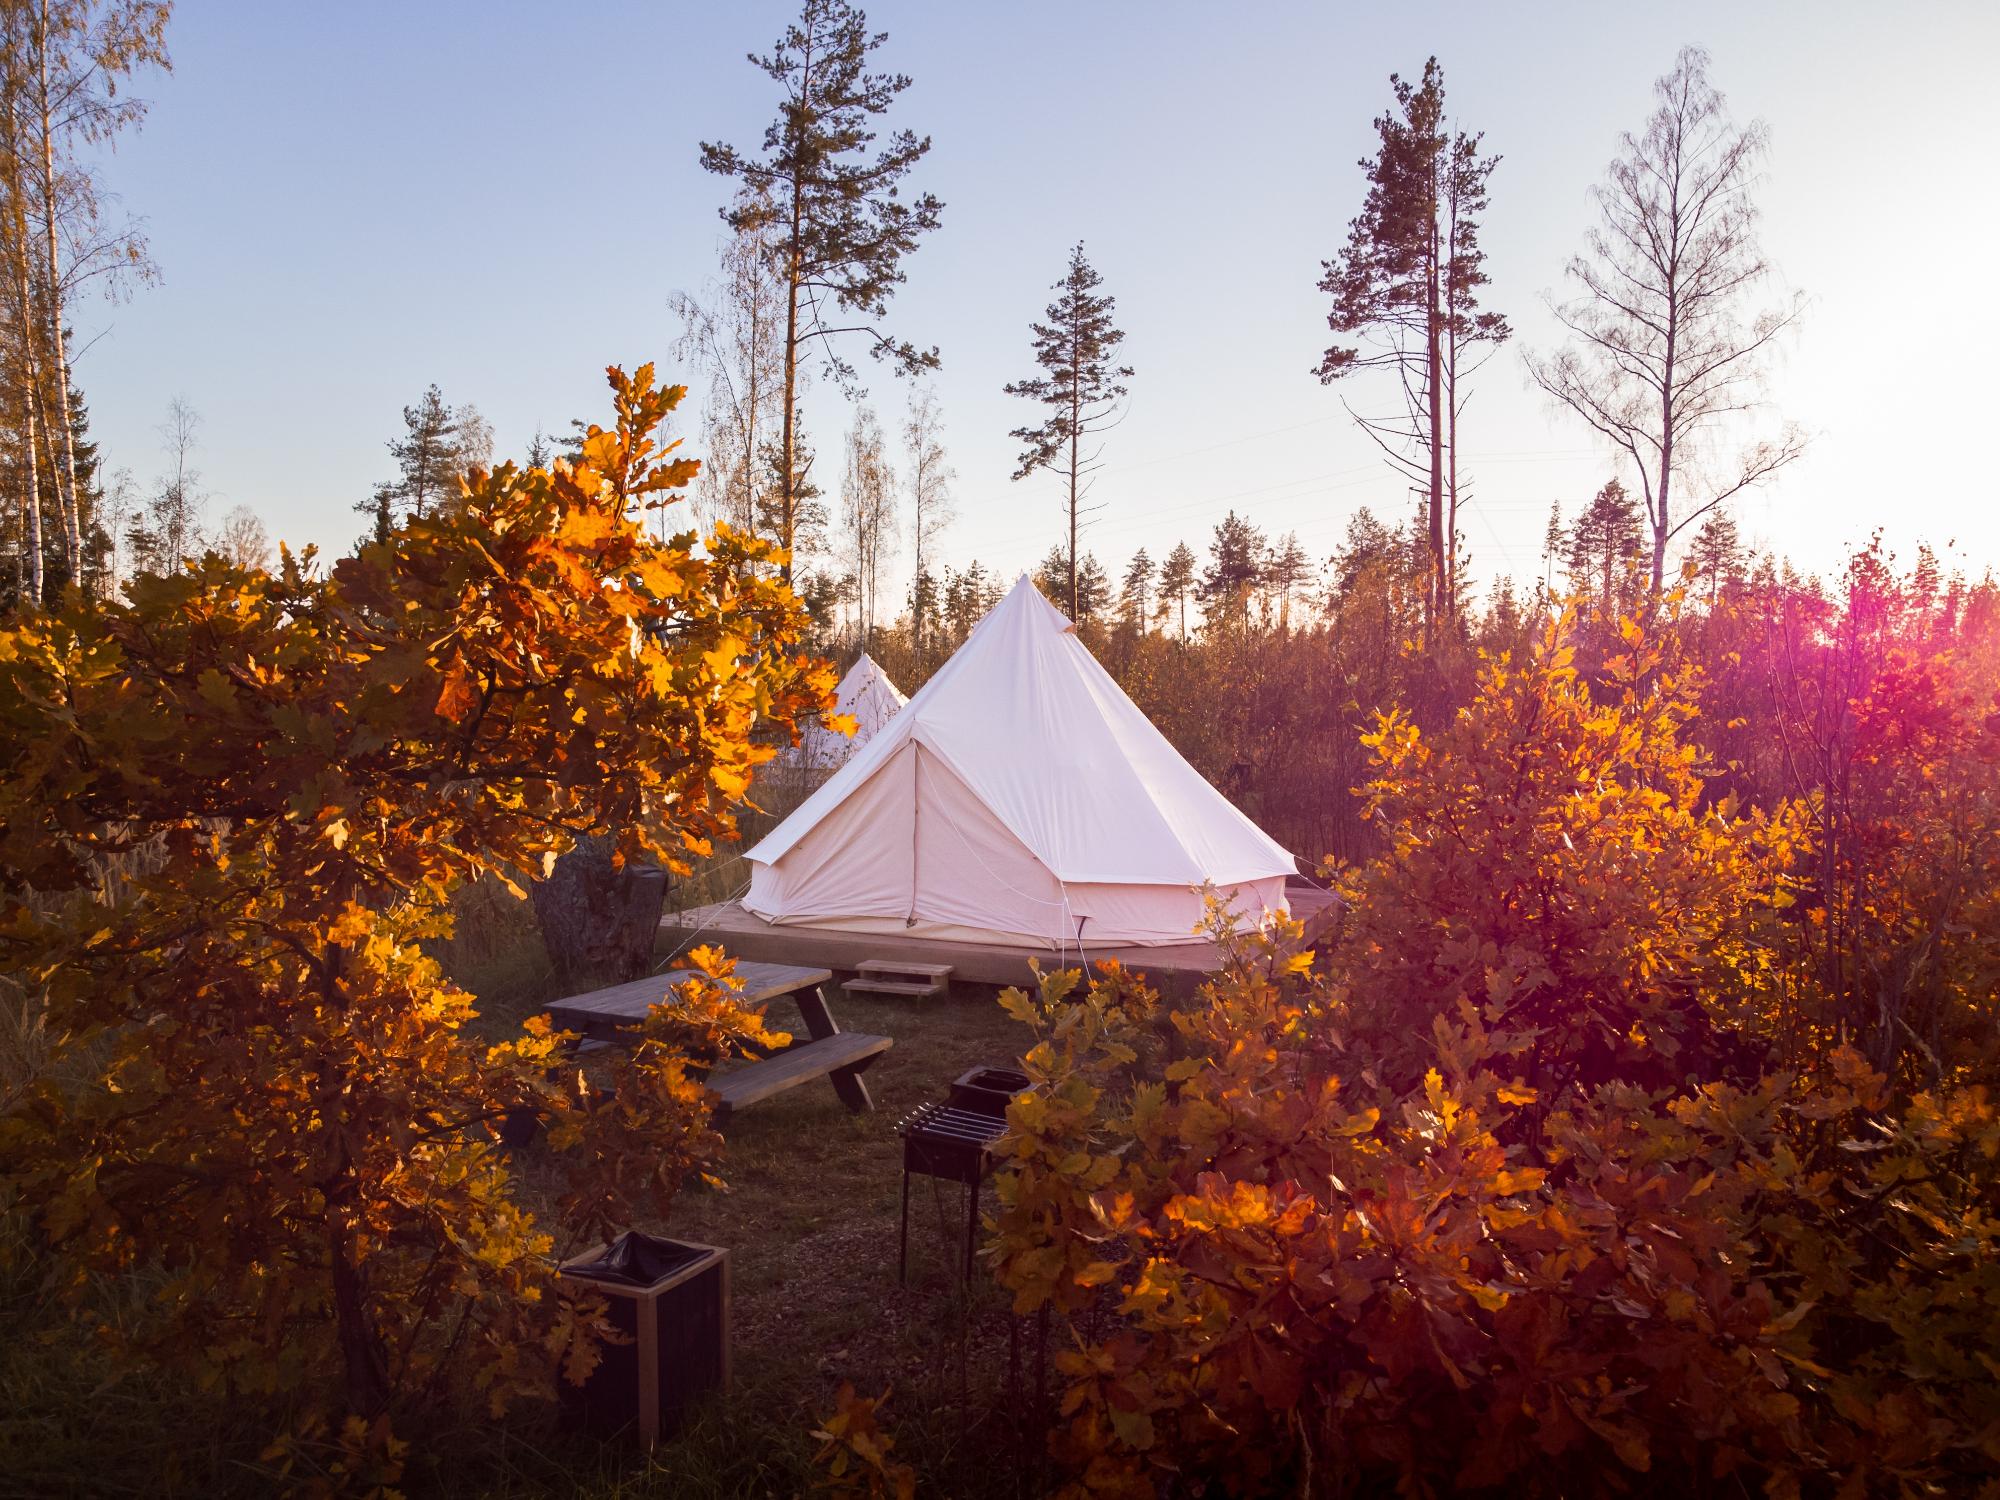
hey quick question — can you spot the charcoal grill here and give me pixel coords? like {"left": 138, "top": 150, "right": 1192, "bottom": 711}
{"left": 896, "top": 1066, "right": 1030, "bottom": 1282}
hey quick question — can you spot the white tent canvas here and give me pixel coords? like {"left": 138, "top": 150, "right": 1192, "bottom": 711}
{"left": 786, "top": 652, "right": 908, "bottom": 770}
{"left": 745, "top": 576, "right": 1296, "bottom": 950}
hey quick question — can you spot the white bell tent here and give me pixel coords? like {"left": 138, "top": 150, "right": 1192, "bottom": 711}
{"left": 744, "top": 575, "right": 1296, "bottom": 950}
{"left": 787, "top": 652, "right": 908, "bottom": 770}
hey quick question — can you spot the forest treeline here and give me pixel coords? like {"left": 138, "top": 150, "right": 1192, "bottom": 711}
{"left": 846, "top": 496, "right": 1998, "bottom": 885}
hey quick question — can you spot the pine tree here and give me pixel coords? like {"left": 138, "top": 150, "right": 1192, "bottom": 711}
{"left": 941, "top": 560, "right": 999, "bottom": 648}
{"left": 1265, "top": 531, "right": 1313, "bottom": 630}
{"left": 758, "top": 421, "right": 826, "bottom": 559}
{"left": 390, "top": 386, "right": 460, "bottom": 519}
{"left": 1197, "top": 510, "right": 1268, "bottom": 629}
{"left": 1330, "top": 507, "right": 1398, "bottom": 605}
{"left": 1156, "top": 541, "right": 1196, "bottom": 642}
{"left": 1566, "top": 478, "right": 1644, "bottom": 619}
{"left": 1119, "top": 547, "right": 1154, "bottom": 630}
{"left": 1317, "top": 58, "right": 1506, "bottom": 639}
{"left": 1688, "top": 507, "right": 1745, "bottom": 606}
{"left": 700, "top": 0, "right": 942, "bottom": 583}
{"left": 798, "top": 567, "right": 841, "bottom": 641}
{"left": 1035, "top": 541, "right": 1069, "bottom": 605}
{"left": 1075, "top": 552, "right": 1110, "bottom": 622}
{"left": 907, "top": 564, "right": 942, "bottom": 658}
{"left": 21, "top": 367, "right": 110, "bottom": 598}
{"left": 1005, "top": 242, "right": 1132, "bottom": 617}
{"left": 359, "top": 385, "right": 480, "bottom": 543}
{"left": 1541, "top": 498, "right": 1564, "bottom": 597}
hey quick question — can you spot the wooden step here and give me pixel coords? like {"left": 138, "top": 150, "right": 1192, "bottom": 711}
{"left": 842, "top": 976, "right": 947, "bottom": 998}
{"left": 858, "top": 959, "right": 955, "bottom": 980}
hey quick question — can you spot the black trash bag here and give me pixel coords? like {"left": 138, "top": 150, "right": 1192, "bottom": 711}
{"left": 561, "top": 1229, "right": 705, "bottom": 1288}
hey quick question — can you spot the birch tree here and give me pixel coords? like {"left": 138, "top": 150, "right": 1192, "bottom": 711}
{"left": 0, "top": 0, "right": 170, "bottom": 596}
{"left": 125, "top": 394, "right": 201, "bottom": 576}
{"left": 837, "top": 405, "right": 894, "bottom": 643}
{"left": 670, "top": 191, "right": 786, "bottom": 537}
{"left": 1527, "top": 47, "right": 1804, "bottom": 593}
{"left": 216, "top": 504, "right": 270, "bottom": 571}
{"left": 902, "top": 382, "right": 951, "bottom": 657}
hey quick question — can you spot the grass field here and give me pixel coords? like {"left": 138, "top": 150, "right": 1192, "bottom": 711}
{"left": 0, "top": 882, "right": 1051, "bottom": 1500}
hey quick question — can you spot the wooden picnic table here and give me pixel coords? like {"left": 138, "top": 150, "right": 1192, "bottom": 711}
{"left": 544, "top": 960, "right": 891, "bottom": 1116}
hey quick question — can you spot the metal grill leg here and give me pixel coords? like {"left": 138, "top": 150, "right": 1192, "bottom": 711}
{"left": 964, "top": 1175, "right": 979, "bottom": 1282}
{"left": 899, "top": 1167, "right": 912, "bottom": 1286}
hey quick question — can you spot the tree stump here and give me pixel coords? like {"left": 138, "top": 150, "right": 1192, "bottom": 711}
{"left": 531, "top": 835, "right": 670, "bottom": 986}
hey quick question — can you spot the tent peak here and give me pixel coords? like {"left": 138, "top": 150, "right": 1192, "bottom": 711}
{"left": 1001, "top": 571, "right": 1073, "bottom": 632}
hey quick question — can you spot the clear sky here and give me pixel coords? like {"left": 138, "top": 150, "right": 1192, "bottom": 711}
{"left": 77, "top": 0, "right": 2000, "bottom": 601}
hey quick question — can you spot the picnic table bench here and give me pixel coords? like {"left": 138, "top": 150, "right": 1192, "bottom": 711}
{"left": 544, "top": 960, "right": 892, "bottom": 1117}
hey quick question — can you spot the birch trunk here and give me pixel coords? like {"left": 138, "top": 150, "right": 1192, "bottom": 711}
{"left": 34, "top": 1, "right": 80, "bottom": 578}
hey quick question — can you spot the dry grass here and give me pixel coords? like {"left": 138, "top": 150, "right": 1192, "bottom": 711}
{"left": 479, "top": 985, "right": 1043, "bottom": 1500}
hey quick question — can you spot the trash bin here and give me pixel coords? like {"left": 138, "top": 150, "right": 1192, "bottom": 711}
{"left": 557, "top": 1231, "right": 731, "bottom": 1447}
{"left": 947, "top": 1065, "right": 1033, "bottom": 1117}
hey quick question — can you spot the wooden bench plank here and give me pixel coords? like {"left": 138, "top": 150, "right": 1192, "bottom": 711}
{"left": 708, "top": 1033, "right": 892, "bottom": 1114}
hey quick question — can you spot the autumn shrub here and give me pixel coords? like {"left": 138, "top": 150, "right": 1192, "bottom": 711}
{"left": 989, "top": 607, "right": 2000, "bottom": 1497}
{"left": 1327, "top": 599, "right": 1808, "bottom": 1105}
{"left": 1715, "top": 543, "right": 2000, "bottom": 1087}
{"left": 811, "top": 1382, "right": 919, "bottom": 1500}
{"left": 0, "top": 367, "right": 832, "bottom": 1442}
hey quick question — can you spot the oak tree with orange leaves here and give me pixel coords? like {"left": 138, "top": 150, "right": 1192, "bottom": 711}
{"left": 0, "top": 367, "right": 834, "bottom": 1460}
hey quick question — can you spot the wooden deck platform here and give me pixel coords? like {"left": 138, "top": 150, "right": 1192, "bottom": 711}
{"left": 659, "top": 885, "right": 1337, "bottom": 989}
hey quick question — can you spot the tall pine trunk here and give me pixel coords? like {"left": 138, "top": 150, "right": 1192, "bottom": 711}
{"left": 1426, "top": 251, "right": 1446, "bottom": 636}
{"left": 1445, "top": 288, "right": 1461, "bottom": 613}
{"left": 743, "top": 266, "right": 762, "bottom": 537}
{"left": 1067, "top": 327, "right": 1080, "bottom": 617}
{"left": 774, "top": 29, "right": 816, "bottom": 589}
{"left": 779, "top": 240, "right": 799, "bottom": 582}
